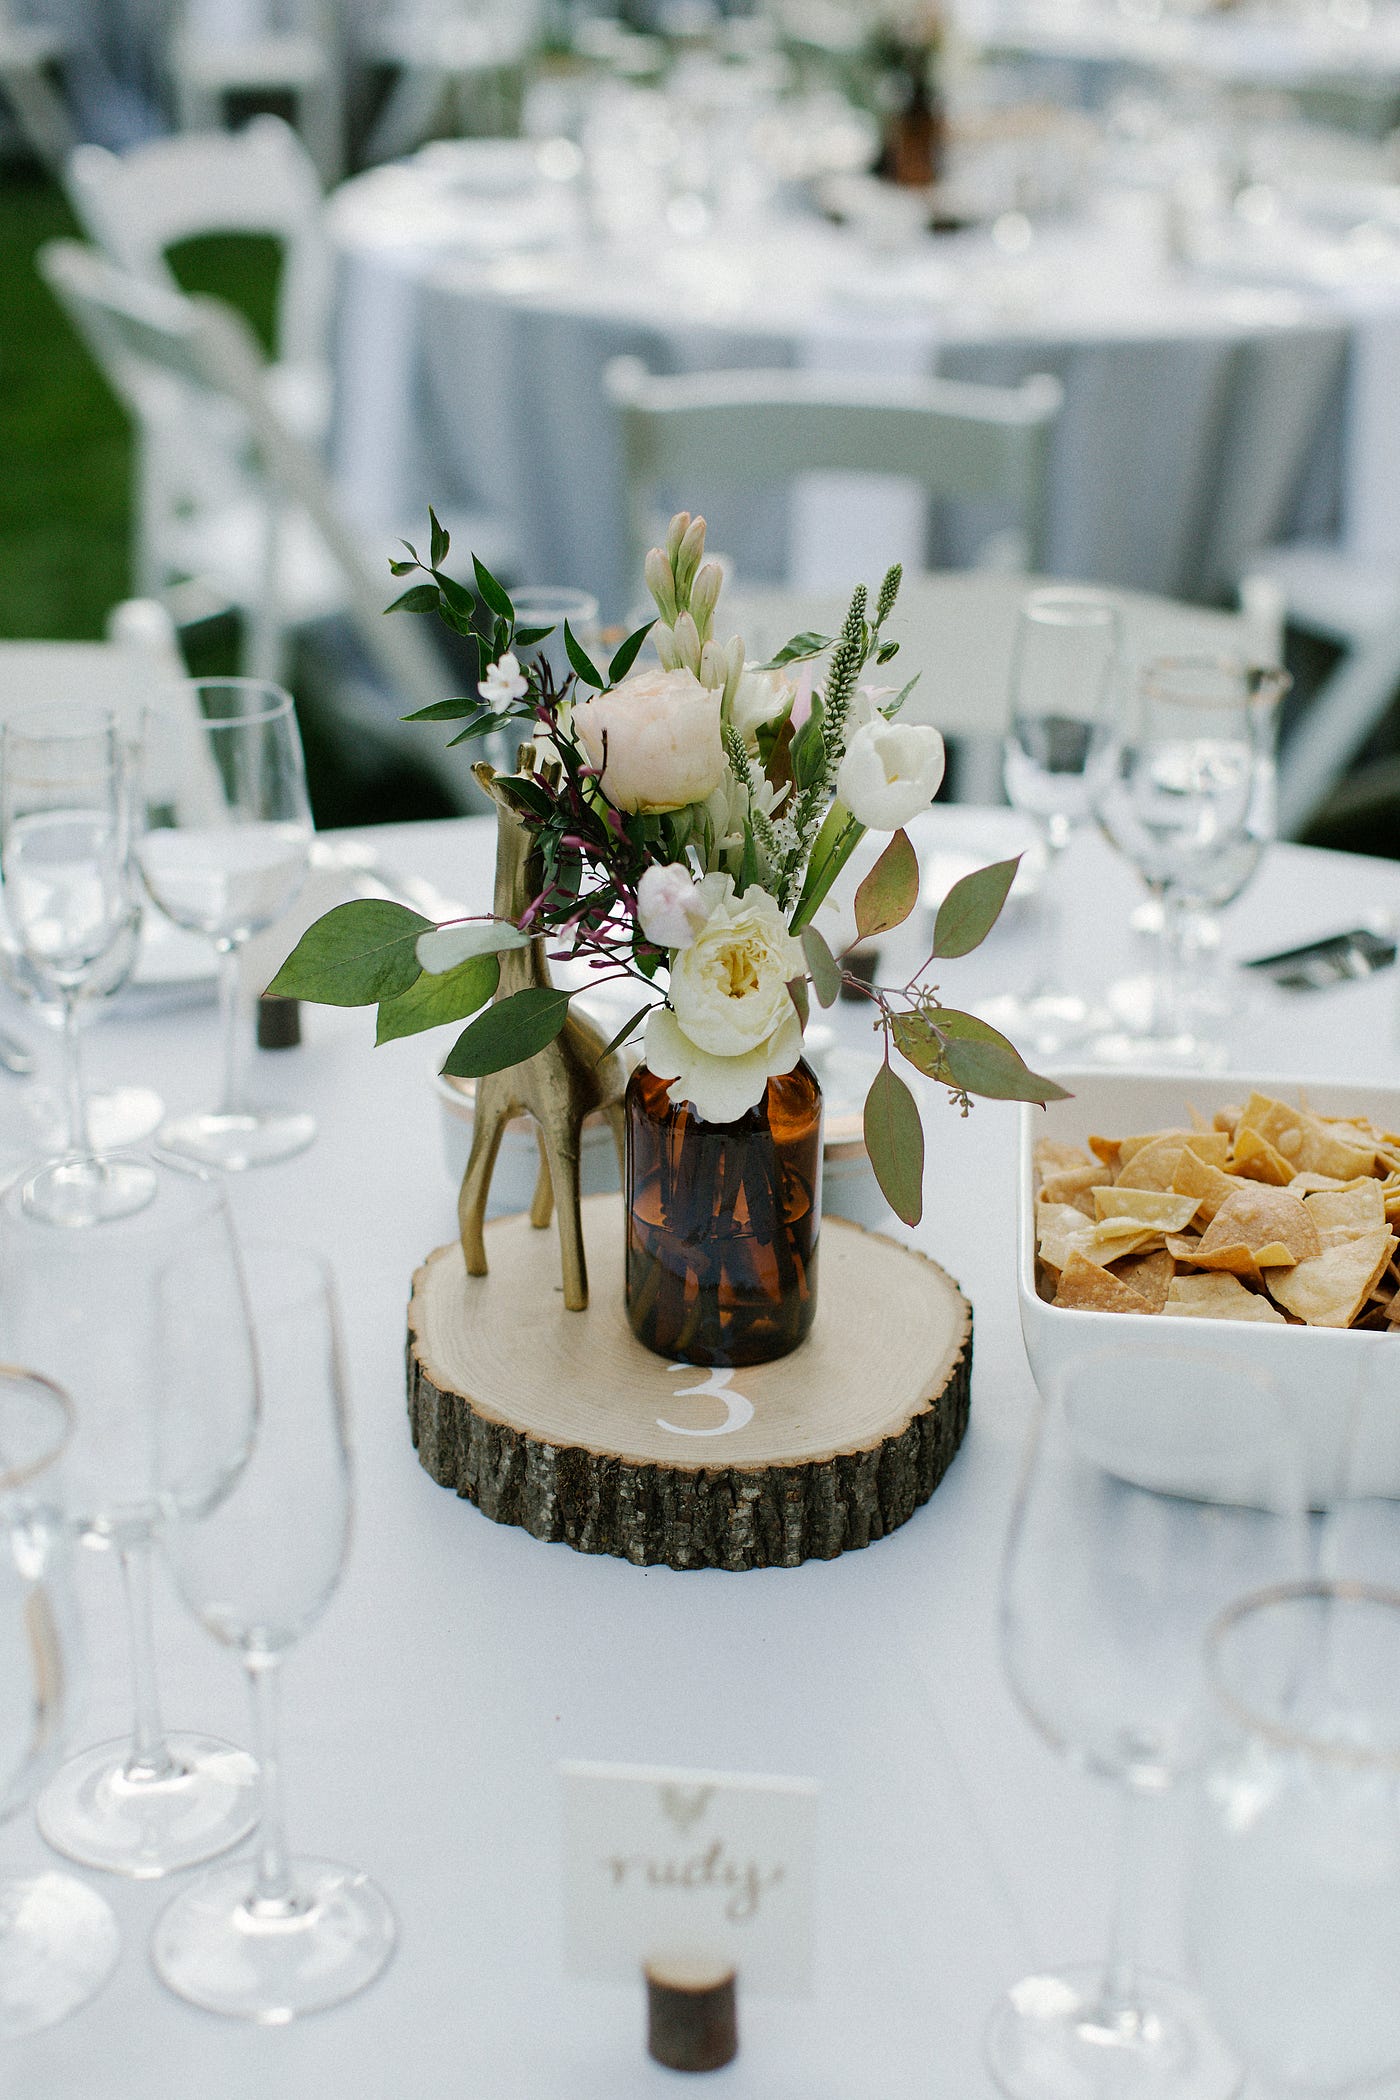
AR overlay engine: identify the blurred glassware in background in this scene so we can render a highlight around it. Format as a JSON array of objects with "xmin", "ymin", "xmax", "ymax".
[
  {"xmin": 137, "ymin": 680, "xmax": 315, "ymax": 1172},
  {"xmin": 152, "ymin": 1244, "xmax": 396, "ymax": 2023},
  {"xmin": 988, "ymin": 1346, "xmax": 1306, "ymax": 2100},
  {"xmin": 978, "ymin": 589, "xmax": 1121, "ymax": 1057},
  {"xmin": 0, "ymin": 1163, "xmax": 261, "ymax": 1879},
  {"xmin": 0, "ymin": 705, "xmax": 156, "ymax": 1226},
  {"xmin": 1190, "ymin": 1581, "xmax": 1400, "ymax": 2096},
  {"xmin": 1092, "ymin": 656, "xmax": 1287, "ymax": 1070},
  {"xmin": 0, "ymin": 1367, "xmax": 120, "ymax": 2035}
]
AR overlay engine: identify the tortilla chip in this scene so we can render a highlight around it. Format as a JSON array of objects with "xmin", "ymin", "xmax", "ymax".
[
  {"xmin": 1088, "ymin": 1135, "xmax": 1122, "ymax": 1169},
  {"xmin": 1197, "ymin": 1185, "xmax": 1321, "ymax": 1265},
  {"xmin": 1117, "ymin": 1132, "xmax": 1230, "ymax": 1191},
  {"xmin": 1213, "ymin": 1105, "xmax": 1243, "ymax": 1135},
  {"xmin": 1035, "ymin": 1138, "xmax": 1092, "ymax": 1177},
  {"xmin": 1041, "ymin": 1163, "xmax": 1110, "ymax": 1217},
  {"xmin": 1053, "ymin": 1251, "xmax": 1155, "ymax": 1314},
  {"xmin": 1231, "ymin": 1127, "xmax": 1296, "ymax": 1186},
  {"xmin": 1092, "ymin": 1188, "xmax": 1200, "ymax": 1231},
  {"xmin": 1165, "ymin": 1233, "xmax": 1204, "ymax": 1262},
  {"xmin": 1191, "ymin": 1243, "xmax": 1289, "ymax": 1288},
  {"xmin": 1171, "ymin": 1149, "xmax": 1244, "ymax": 1223},
  {"xmin": 1267, "ymin": 1230, "xmax": 1397, "ymax": 1328},
  {"xmin": 1305, "ymin": 1184, "xmax": 1385, "ymax": 1247},
  {"xmin": 1237, "ymin": 1094, "xmax": 1377, "ymax": 1181},
  {"xmin": 1165, "ymin": 1273, "xmax": 1286, "ymax": 1323},
  {"xmin": 1108, "ymin": 1248, "xmax": 1174, "ymax": 1312}
]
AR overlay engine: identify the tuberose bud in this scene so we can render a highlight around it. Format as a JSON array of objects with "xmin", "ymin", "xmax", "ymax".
[
  {"xmin": 653, "ymin": 622, "xmax": 682, "ymax": 671},
  {"xmin": 644, "ymin": 547, "xmax": 678, "ymax": 624},
  {"xmin": 689, "ymin": 561, "xmax": 722, "ymax": 641},
  {"xmin": 665, "ymin": 512, "xmax": 691, "ymax": 567},
  {"xmin": 674, "ymin": 516, "xmax": 707, "ymax": 602},
  {"xmin": 672, "ymin": 610, "xmax": 702, "ymax": 674},
  {"xmin": 699, "ymin": 638, "xmax": 726, "ymax": 690}
]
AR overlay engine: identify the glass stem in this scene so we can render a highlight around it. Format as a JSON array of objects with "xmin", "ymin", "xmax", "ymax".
[
  {"xmin": 216, "ymin": 939, "xmax": 245, "ymax": 1118},
  {"xmin": 245, "ymin": 1655, "xmax": 302, "ymax": 1918},
  {"xmin": 1033, "ymin": 824, "xmax": 1070, "ymax": 998},
  {"xmin": 59, "ymin": 992, "xmax": 91, "ymax": 1156},
  {"xmin": 1096, "ymin": 1787, "xmax": 1151, "ymax": 2031},
  {"xmin": 120, "ymin": 1538, "xmax": 178, "ymax": 1785},
  {"xmin": 1155, "ymin": 884, "xmax": 1188, "ymax": 1042}
]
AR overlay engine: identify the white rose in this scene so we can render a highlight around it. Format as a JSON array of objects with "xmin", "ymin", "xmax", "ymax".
[
  {"xmin": 636, "ymin": 863, "xmax": 717, "ymax": 950},
  {"xmin": 573, "ymin": 665, "xmax": 726, "ymax": 814},
  {"xmin": 836, "ymin": 719, "xmax": 945, "ymax": 829},
  {"xmin": 646, "ymin": 879, "xmax": 805, "ymax": 1122},
  {"xmin": 728, "ymin": 667, "xmax": 794, "ymax": 751}
]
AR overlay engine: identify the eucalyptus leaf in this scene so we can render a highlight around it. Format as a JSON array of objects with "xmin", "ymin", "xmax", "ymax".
[
  {"xmin": 375, "ymin": 952, "xmax": 498, "ymax": 1045},
  {"xmin": 786, "ymin": 975, "xmax": 810, "ymax": 1029},
  {"xmin": 564, "ymin": 620, "xmax": 604, "ymax": 689},
  {"xmin": 442, "ymin": 986, "xmax": 572, "ymax": 1079},
  {"xmin": 267, "ymin": 899, "xmax": 431, "ymax": 1006},
  {"xmin": 417, "ymin": 918, "xmax": 532, "ymax": 973},
  {"xmin": 472, "ymin": 554, "xmax": 514, "ymax": 623},
  {"xmin": 863, "ymin": 1063, "xmax": 924, "ymax": 1227},
  {"xmin": 933, "ymin": 857, "xmax": 1020, "ymax": 959},
  {"xmin": 384, "ymin": 584, "xmax": 440, "ymax": 616},
  {"xmin": 799, "ymin": 925, "xmax": 842, "ymax": 1009},
  {"xmin": 941, "ymin": 1036, "xmax": 1070, "ymax": 1104},
  {"xmin": 854, "ymin": 828, "xmax": 919, "ymax": 941},
  {"xmin": 608, "ymin": 618, "xmax": 655, "ymax": 685},
  {"xmin": 891, "ymin": 1007, "xmax": 1017, "ymax": 1080}
]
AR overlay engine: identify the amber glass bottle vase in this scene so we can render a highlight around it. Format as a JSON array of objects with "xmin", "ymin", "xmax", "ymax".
[{"xmin": 624, "ymin": 1061, "xmax": 822, "ymax": 1368}]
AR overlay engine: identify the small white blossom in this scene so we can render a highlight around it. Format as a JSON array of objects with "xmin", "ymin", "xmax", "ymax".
[
  {"xmin": 637, "ymin": 864, "xmax": 719, "ymax": 950},
  {"xmin": 479, "ymin": 652, "xmax": 529, "ymax": 705}
]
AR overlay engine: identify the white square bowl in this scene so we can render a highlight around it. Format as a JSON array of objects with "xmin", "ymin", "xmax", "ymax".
[{"xmin": 1018, "ymin": 1070, "xmax": 1400, "ymax": 1504}]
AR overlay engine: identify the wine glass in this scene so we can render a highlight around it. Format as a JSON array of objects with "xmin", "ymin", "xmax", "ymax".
[
  {"xmin": 0, "ymin": 1366, "xmax": 120, "ymax": 2034},
  {"xmin": 151, "ymin": 1243, "xmax": 396, "ymax": 2021},
  {"xmin": 0, "ymin": 703, "xmax": 156, "ymax": 1224},
  {"xmin": 1190, "ymin": 1582, "xmax": 1400, "ymax": 2093},
  {"xmin": 136, "ymin": 679, "xmax": 315, "ymax": 1171},
  {"xmin": 0, "ymin": 1159, "xmax": 262, "ymax": 1878},
  {"xmin": 1092, "ymin": 658, "xmax": 1287, "ymax": 1069},
  {"xmin": 981, "ymin": 590, "xmax": 1121, "ymax": 1056},
  {"xmin": 986, "ymin": 1343, "xmax": 1307, "ymax": 2100}
]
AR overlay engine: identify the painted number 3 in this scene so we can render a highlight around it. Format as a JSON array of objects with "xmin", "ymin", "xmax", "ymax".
[{"xmin": 656, "ymin": 1366, "xmax": 754, "ymax": 1439}]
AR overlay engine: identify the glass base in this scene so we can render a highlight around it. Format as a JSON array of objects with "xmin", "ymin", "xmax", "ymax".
[
  {"xmin": 156, "ymin": 1109, "xmax": 316, "ymax": 1173},
  {"xmin": 986, "ymin": 1964, "xmax": 1241, "ymax": 2100},
  {"xmin": 87, "ymin": 1087, "xmax": 164, "ymax": 1150},
  {"xmin": 0, "ymin": 1871, "xmax": 120, "ymax": 2037},
  {"xmin": 20, "ymin": 1153, "xmax": 158, "ymax": 1227},
  {"xmin": 1087, "ymin": 976, "xmax": 1229, "ymax": 1073},
  {"xmin": 152, "ymin": 1856, "xmax": 396, "ymax": 2022},
  {"xmin": 37, "ymin": 1733, "xmax": 259, "ymax": 1880},
  {"xmin": 974, "ymin": 990, "xmax": 1105, "ymax": 1061}
]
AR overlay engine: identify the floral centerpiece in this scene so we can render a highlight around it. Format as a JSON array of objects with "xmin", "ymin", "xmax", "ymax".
[{"xmin": 274, "ymin": 510, "xmax": 1064, "ymax": 1365}]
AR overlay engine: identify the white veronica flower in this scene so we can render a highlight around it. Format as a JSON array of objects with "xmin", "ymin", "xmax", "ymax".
[{"xmin": 479, "ymin": 651, "xmax": 529, "ymax": 705}]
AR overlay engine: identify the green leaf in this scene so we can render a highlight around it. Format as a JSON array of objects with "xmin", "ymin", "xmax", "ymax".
[
  {"xmin": 267, "ymin": 900, "xmax": 431, "ymax": 1006},
  {"xmin": 891, "ymin": 1007, "xmax": 1017, "ymax": 1080},
  {"xmin": 800, "ymin": 925, "xmax": 842, "ymax": 1009},
  {"xmin": 739, "ymin": 819, "xmax": 758, "ymax": 895},
  {"xmin": 429, "ymin": 507, "xmax": 449, "ymax": 569},
  {"xmin": 375, "ymin": 953, "xmax": 498, "ymax": 1045},
  {"xmin": 854, "ymin": 828, "xmax": 919, "ymax": 941},
  {"xmin": 471, "ymin": 555, "xmax": 514, "ymax": 623},
  {"xmin": 875, "ymin": 639, "xmax": 900, "ymax": 664},
  {"xmin": 432, "ymin": 569, "xmax": 475, "ymax": 621},
  {"xmin": 596, "ymin": 1003, "xmax": 654, "ymax": 1062},
  {"xmin": 790, "ymin": 803, "xmax": 864, "ymax": 933},
  {"xmin": 863, "ymin": 1063, "xmax": 924, "ymax": 1227},
  {"xmin": 442, "ymin": 987, "xmax": 572, "ymax": 1079},
  {"xmin": 933, "ymin": 857, "xmax": 1020, "ymax": 959},
  {"xmin": 885, "ymin": 672, "xmax": 920, "ymax": 718},
  {"xmin": 940, "ymin": 1036, "xmax": 1071, "ymax": 1105},
  {"xmin": 401, "ymin": 695, "xmax": 485, "ymax": 722},
  {"xmin": 754, "ymin": 630, "xmax": 833, "ymax": 670},
  {"xmin": 608, "ymin": 618, "xmax": 655, "ymax": 685},
  {"xmin": 790, "ymin": 696, "xmax": 827, "ymax": 792},
  {"xmin": 388, "ymin": 558, "xmax": 418, "ymax": 577},
  {"xmin": 564, "ymin": 620, "xmax": 604, "ymax": 690},
  {"xmin": 417, "ymin": 919, "xmax": 531, "ymax": 972},
  {"xmin": 513, "ymin": 623, "xmax": 555, "ymax": 647},
  {"xmin": 786, "ymin": 975, "xmax": 810, "ymax": 1029},
  {"xmin": 384, "ymin": 584, "xmax": 440, "ymax": 616}
]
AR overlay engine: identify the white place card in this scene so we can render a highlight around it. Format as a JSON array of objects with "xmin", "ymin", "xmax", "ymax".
[{"xmin": 561, "ymin": 1760, "xmax": 819, "ymax": 1995}]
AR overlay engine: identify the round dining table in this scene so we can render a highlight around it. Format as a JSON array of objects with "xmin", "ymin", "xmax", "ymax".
[{"xmin": 7, "ymin": 798, "xmax": 1400, "ymax": 2099}]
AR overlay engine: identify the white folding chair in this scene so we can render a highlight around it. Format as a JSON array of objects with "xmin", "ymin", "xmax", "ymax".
[
  {"xmin": 363, "ymin": 0, "xmax": 539, "ymax": 164},
  {"xmin": 67, "ymin": 116, "xmax": 333, "ymax": 454},
  {"xmin": 0, "ymin": 0, "xmax": 73, "ymax": 172},
  {"xmin": 602, "ymin": 357, "xmax": 1064, "ymax": 591},
  {"xmin": 170, "ymin": 0, "xmax": 344, "ymax": 186},
  {"xmin": 37, "ymin": 240, "xmax": 480, "ymax": 793}
]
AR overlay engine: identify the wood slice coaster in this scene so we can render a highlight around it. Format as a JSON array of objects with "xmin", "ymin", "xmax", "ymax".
[{"xmin": 406, "ymin": 1194, "xmax": 972, "ymax": 1571}]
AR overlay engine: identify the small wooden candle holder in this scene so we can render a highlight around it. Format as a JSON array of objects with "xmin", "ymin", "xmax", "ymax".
[{"xmin": 645, "ymin": 1960, "xmax": 739, "ymax": 2073}]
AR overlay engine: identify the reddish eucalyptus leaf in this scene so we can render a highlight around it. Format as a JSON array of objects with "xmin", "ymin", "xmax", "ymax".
[{"xmin": 854, "ymin": 829, "xmax": 919, "ymax": 942}]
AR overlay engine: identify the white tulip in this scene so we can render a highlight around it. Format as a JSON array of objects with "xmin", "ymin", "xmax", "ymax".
[{"xmin": 836, "ymin": 720, "xmax": 945, "ymax": 830}]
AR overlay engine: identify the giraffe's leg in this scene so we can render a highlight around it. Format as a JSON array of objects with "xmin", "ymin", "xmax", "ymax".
[
  {"xmin": 604, "ymin": 1098, "xmax": 626, "ymax": 1183},
  {"xmin": 458, "ymin": 1078, "xmax": 513, "ymax": 1277},
  {"xmin": 537, "ymin": 1111, "xmax": 588, "ymax": 1311},
  {"xmin": 529, "ymin": 1127, "xmax": 554, "ymax": 1230}
]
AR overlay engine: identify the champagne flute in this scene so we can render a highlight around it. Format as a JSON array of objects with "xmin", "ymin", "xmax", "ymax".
[
  {"xmin": 0, "ymin": 1367, "xmax": 120, "ymax": 2034},
  {"xmin": 0, "ymin": 704, "xmax": 156, "ymax": 1224},
  {"xmin": 986, "ymin": 1344, "xmax": 1306, "ymax": 2100},
  {"xmin": 136, "ymin": 680, "xmax": 315, "ymax": 1171},
  {"xmin": 152, "ymin": 1243, "xmax": 396, "ymax": 2021},
  {"xmin": 1190, "ymin": 1582, "xmax": 1400, "ymax": 2093},
  {"xmin": 1092, "ymin": 658, "xmax": 1287, "ymax": 1069},
  {"xmin": 981, "ymin": 591, "xmax": 1121, "ymax": 1056},
  {"xmin": 0, "ymin": 1160, "xmax": 262, "ymax": 1878}
]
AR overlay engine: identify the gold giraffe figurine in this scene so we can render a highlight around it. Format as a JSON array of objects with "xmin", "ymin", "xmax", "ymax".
[{"xmin": 457, "ymin": 756, "xmax": 628, "ymax": 1311}]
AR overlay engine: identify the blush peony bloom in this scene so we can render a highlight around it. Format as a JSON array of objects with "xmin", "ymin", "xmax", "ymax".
[
  {"xmin": 646, "ymin": 880, "xmax": 805, "ymax": 1123},
  {"xmin": 573, "ymin": 665, "xmax": 726, "ymax": 814},
  {"xmin": 836, "ymin": 719, "xmax": 945, "ymax": 830}
]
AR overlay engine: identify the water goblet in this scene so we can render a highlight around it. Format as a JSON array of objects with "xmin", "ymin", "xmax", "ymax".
[
  {"xmin": 0, "ymin": 703, "xmax": 156, "ymax": 1224},
  {"xmin": 986, "ymin": 1344, "xmax": 1307, "ymax": 2100},
  {"xmin": 1092, "ymin": 657, "xmax": 1287, "ymax": 1069},
  {"xmin": 1190, "ymin": 1581, "xmax": 1400, "ymax": 2094},
  {"xmin": 136, "ymin": 679, "xmax": 314, "ymax": 1171},
  {"xmin": 0, "ymin": 1160, "xmax": 262, "ymax": 1878},
  {"xmin": 151, "ymin": 1243, "xmax": 396, "ymax": 2021},
  {"xmin": 0, "ymin": 1367, "xmax": 120, "ymax": 2034},
  {"xmin": 980, "ymin": 590, "xmax": 1121, "ymax": 1057}
]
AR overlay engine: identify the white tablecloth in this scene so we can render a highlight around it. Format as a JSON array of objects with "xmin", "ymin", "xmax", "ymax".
[
  {"xmin": 8, "ymin": 807, "xmax": 1400, "ymax": 2098},
  {"xmin": 328, "ymin": 157, "xmax": 1372, "ymax": 619}
]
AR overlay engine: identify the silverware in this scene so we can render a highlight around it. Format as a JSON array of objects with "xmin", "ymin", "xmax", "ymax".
[{"xmin": 0, "ymin": 1029, "xmax": 34, "ymax": 1077}]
